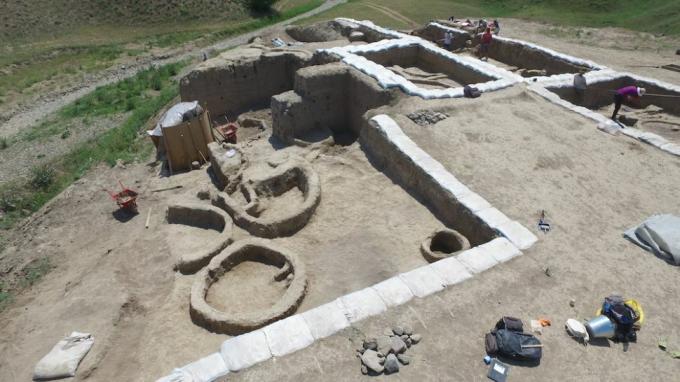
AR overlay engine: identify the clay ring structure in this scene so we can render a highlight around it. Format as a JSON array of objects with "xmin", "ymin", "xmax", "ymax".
[
  {"xmin": 190, "ymin": 238, "xmax": 307, "ymax": 334},
  {"xmin": 420, "ymin": 228, "xmax": 471, "ymax": 263},
  {"xmin": 211, "ymin": 158, "xmax": 321, "ymax": 238},
  {"xmin": 165, "ymin": 203, "xmax": 233, "ymax": 274}
]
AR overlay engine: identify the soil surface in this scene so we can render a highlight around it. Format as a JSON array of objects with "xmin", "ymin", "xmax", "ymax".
[
  {"xmin": 221, "ymin": 85, "xmax": 680, "ymax": 382},
  {"xmin": 2, "ymin": 12, "xmax": 680, "ymax": 382},
  {"xmin": 0, "ymin": 120, "xmax": 444, "ymax": 380}
]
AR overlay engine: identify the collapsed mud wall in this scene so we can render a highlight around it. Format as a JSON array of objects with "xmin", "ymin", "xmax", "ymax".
[
  {"xmin": 271, "ymin": 63, "xmax": 397, "ymax": 142},
  {"xmin": 180, "ymin": 46, "xmax": 313, "ymax": 118}
]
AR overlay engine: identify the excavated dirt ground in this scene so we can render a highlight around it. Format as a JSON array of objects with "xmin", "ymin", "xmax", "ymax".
[
  {"xmin": 592, "ymin": 104, "xmax": 680, "ymax": 143},
  {"xmin": 221, "ymin": 85, "xmax": 680, "ymax": 382},
  {"xmin": 0, "ymin": 122, "xmax": 444, "ymax": 381},
  {"xmin": 2, "ymin": 16, "xmax": 680, "ymax": 382}
]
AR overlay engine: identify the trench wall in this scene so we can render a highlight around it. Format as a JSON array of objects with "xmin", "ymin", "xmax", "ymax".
[
  {"xmin": 548, "ymin": 75, "xmax": 680, "ymax": 115},
  {"xmin": 271, "ymin": 63, "xmax": 396, "ymax": 142},
  {"xmin": 358, "ymin": 45, "xmax": 494, "ymax": 85},
  {"xmin": 420, "ymin": 22, "xmax": 604, "ymax": 76},
  {"xmin": 413, "ymin": 23, "xmax": 470, "ymax": 50},
  {"xmin": 359, "ymin": 117, "xmax": 498, "ymax": 246},
  {"xmin": 180, "ymin": 50, "xmax": 312, "ymax": 118}
]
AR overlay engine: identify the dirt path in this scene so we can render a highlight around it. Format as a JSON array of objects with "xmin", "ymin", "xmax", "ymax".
[
  {"xmin": 364, "ymin": 2, "xmax": 419, "ymax": 28},
  {"xmin": 0, "ymin": 0, "xmax": 346, "ymax": 139}
]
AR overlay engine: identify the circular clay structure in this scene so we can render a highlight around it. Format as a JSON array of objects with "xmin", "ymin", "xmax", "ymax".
[
  {"xmin": 190, "ymin": 238, "xmax": 307, "ymax": 334},
  {"xmin": 420, "ymin": 228, "xmax": 471, "ymax": 263},
  {"xmin": 165, "ymin": 203, "xmax": 233, "ymax": 274},
  {"xmin": 211, "ymin": 158, "xmax": 321, "ymax": 238}
]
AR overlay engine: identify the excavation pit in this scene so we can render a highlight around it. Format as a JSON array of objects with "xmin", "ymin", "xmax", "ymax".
[
  {"xmin": 211, "ymin": 158, "xmax": 321, "ymax": 238},
  {"xmin": 421, "ymin": 228, "xmax": 471, "ymax": 263},
  {"xmin": 165, "ymin": 203, "xmax": 233, "ymax": 274},
  {"xmin": 416, "ymin": 22, "xmax": 602, "ymax": 77},
  {"xmin": 190, "ymin": 238, "xmax": 307, "ymax": 334},
  {"xmin": 355, "ymin": 42, "xmax": 496, "ymax": 89},
  {"xmin": 545, "ymin": 75, "xmax": 680, "ymax": 142}
]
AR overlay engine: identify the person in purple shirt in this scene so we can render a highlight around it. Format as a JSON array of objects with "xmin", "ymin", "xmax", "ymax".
[{"xmin": 612, "ymin": 85, "xmax": 645, "ymax": 120}]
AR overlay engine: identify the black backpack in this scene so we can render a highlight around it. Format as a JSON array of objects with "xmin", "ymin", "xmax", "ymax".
[{"xmin": 485, "ymin": 317, "xmax": 542, "ymax": 362}]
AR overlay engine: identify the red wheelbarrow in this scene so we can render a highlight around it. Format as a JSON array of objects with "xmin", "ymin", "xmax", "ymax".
[{"xmin": 106, "ymin": 181, "xmax": 139, "ymax": 213}]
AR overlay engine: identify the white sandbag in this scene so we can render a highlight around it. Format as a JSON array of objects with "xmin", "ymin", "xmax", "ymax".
[
  {"xmin": 148, "ymin": 101, "xmax": 203, "ymax": 137},
  {"xmin": 33, "ymin": 332, "xmax": 94, "ymax": 380}
]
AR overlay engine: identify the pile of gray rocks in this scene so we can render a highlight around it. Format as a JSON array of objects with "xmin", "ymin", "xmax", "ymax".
[
  {"xmin": 357, "ymin": 325, "xmax": 422, "ymax": 375},
  {"xmin": 407, "ymin": 110, "xmax": 449, "ymax": 126}
]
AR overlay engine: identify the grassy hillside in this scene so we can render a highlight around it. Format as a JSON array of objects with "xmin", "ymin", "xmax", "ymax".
[
  {"xmin": 301, "ymin": 0, "xmax": 680, "ymax": 35},
  {"xmin": 482, "ymin": 0, "xmax": 680, "ymax": 35},
  {"xmin": 0, "ymin": 0, "xmax": 250, "ymax": 41}
]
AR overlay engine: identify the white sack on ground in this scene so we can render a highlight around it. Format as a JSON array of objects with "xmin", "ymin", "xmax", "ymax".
[
  {"xmin": 625, "ymin": 214, "xmax": 680, "ymax": 265},
  {"xmin": 33, "ymin": 332, "xmax": 94, "ymax": 380}
]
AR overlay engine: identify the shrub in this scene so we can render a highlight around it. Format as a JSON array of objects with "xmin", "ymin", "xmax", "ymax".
[
  {"xmin": 248, "ymin": 0, "xmax": 278, "ymax": 12},
  {"xmin": 30, "ymin": 165, "xmax": 55, "ymax": 190}
]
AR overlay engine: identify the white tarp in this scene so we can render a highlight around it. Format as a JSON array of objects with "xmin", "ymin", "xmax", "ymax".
[
  {"xmin": 625, "ymin": 214, "xmax": 680, "ymax": 265},
  {"xmin": 148, "ymin": 101, "xmax": 203, "ymax": 137},
  {"xmin": 33, "ymin": 332, "xmax": 94, "ymax": 380}
]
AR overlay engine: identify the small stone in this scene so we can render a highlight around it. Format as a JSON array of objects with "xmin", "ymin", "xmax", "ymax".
[
  {"xmin": 390, "ymin": 336, "xmax": 407, "ymax": 354},
  {"xmin": 361, "ymin": 364, "xmax": 368, "ymax": 375},
  {"xmin": 384, "ymin": 354, "xmax": 400, "ymax": 374},
  {"xmin": 360, "ymin": 350, "xmax": 384, "ymax": 373},
  {"xmin": 405, "ymin": 337, "xmax": 412, "ymax": 348},
  {"xmin": 377, "ymin": 335, "xmax": 392, "ymax": 355},
  {"xmin": 392, "ymin": 326, "xmax": 404, "ymax": 336},
  {"xmin": 403, "ymin": 325, "xmax": 413, "ymax": 335},
  {"xmin": 191, "ymin": 160, "xmax": 200, "ymax": 169},
  {"xmin": 383, "ymin": 327, "xmax": 394, "ymax": 336},
  {"xmin": 401, "ymin": 334, "xmax": 409, "ymax": 342},
  {"xmin": 363, "ymin": 338, "xmax": 378, "ymax": 351},
  {"xmin": 570, "ymin": 299, "xmax": 576, "ymax": 307},
  {"xmin": 411, "ymin": 334, "xmax": 422, "ymax": 344},
  {"xmin": 397, "ymin": 354, "xmax": 411, "ymax": 365}
]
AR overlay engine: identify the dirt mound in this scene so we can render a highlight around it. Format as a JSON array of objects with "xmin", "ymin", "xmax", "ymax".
[{"xmin": 286, "ymin": 21, "xmax": 345, "ymax": 42}]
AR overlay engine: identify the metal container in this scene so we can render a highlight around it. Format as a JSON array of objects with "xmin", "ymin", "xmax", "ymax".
[{"xmin": 585, "ymin": 315, "xmax": 616, "ymax": 339}]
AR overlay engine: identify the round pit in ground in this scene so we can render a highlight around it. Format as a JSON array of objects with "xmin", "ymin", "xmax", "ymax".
[{"xmin": 420, "ymin": 228, "xmax": 470, "ymax": 263}]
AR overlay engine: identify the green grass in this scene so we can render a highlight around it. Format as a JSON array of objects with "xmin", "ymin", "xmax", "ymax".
[
  {"xmin": 0, "ymin": 61, "xmax": 185, "ymax": 230},
  {"xmin": 19, "ymin": 258, "xmax": 54, "ymax": 288},
  {"xmin": 299, "ymin": 0, "xmax": 680, "ymax": 35},
  {"xmin": 0, "ymin": 45, "xmax": 124, "ymax": 97},
  {"xmin": 207, "ymin": 0, "xmax": 325, "ymax": 43},
  {"xmin": 0, "ymin": 257, "xmax": 53, "ymax": 311},
  {"xmin": 0, "ymin": 281, "xmax": 10, "ymax": 310}
]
